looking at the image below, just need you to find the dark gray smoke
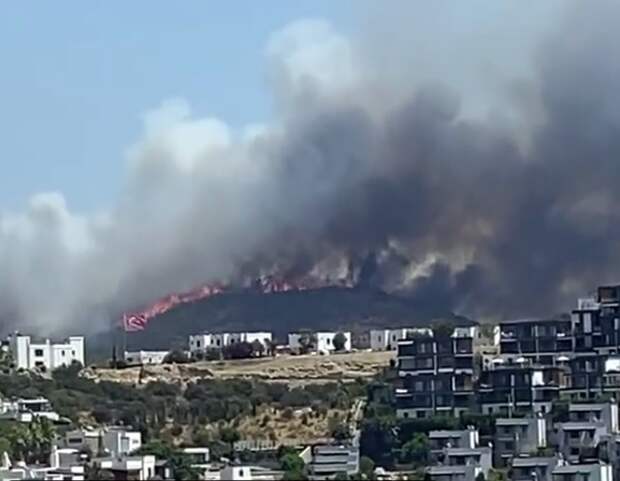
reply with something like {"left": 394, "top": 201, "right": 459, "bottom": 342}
{"left": 1, "top": 0, "right": 619, "bottom": 333}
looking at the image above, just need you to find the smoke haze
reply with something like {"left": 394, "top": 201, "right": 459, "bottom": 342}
{"left": 2, "top": 0, "right": 620, "bottom": 334}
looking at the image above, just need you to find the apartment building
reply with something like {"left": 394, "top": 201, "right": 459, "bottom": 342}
{"left": 499, "top": 318, "right": 572, "bottom": 365}
{"left": 429, "top": 427, "right": 478, "bottom": 462}
{"left": 396, "top": 326, "right": 477, "bottom": 418}
{"left": 9, "top": 334, "right": 84, "bottom": 371}
{"left": 494, "top": 415, "right": 547, "bottom": 467}
{"left": 511, "top": 456, "right": 557, "bottom": 481}
{"left": 551, "top": 462, "right": 613, "bottom": 481}
{"left": 478, "top": 362, "right": 565, "bottom": 415}
{"left": 427, "top": 446, "right": 493, "bottom": 481}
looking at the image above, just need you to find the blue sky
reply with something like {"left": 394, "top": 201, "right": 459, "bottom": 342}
{"left": 0, "top": 2, "right": 356, "bottom": 211}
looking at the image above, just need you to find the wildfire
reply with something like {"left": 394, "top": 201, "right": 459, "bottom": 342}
{"left": 121, "top": 275, "right": 354, "bottom": 332}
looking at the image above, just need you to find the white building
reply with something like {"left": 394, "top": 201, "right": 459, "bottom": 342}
{"left": 94, "top": 455, "right": 156, "bottom": 481}
{"left": 9, "top": 335, "right": 84, "bottom": 371}
{"left": 62, "top": 427, "right": 142, "bottom": 456}
{"left": 0, "top": 397, "right": 60, "bottom": 423}
{"left": 370, "top": 328, "right": 433, "bottom": 351}
{"left": 289, "top": 332, "right": 352, "bottom": 354}
{"left": 188, "top": 332, "right": 272, "bottom": 353}
{"left": 124, "top": 350, "right": 169, "bottom": 366}
{"left": 0, "top": 446, "right": 85, "bottom": 481}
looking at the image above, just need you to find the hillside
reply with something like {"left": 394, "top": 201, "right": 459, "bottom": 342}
{"left": 120, "top": 286, "right": 473, "bottom": 350}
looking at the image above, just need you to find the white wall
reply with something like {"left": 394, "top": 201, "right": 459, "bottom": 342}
{"left": 124, "top": 351, "right": 168, "bottom": 365}
{"left": 11, "top": 335, "right": 84, "bottom": 371}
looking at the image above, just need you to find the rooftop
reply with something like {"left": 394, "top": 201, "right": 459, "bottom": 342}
{"left": 429, "top": 430, "right": 470, "bottom": 439}
{"left": 496, "top": 418, "right": 532, "bottom": 426}
{"left": 512, "top": 457, "right": 556, "bottom": 468}
{"left": 552, "top": 463, "right": 605, "bottom": 474}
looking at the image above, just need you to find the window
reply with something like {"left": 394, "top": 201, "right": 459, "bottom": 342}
{"left": 327, "top": 338, "right": 331, "bottom": 345}
{"left": 216, "top": 339, "right": 221, "bottom": 346}
{"left": 239, "top": 469, "right": 245, "bottom": 477}
{"left": 416, "top": 411, "right": 426, "bottom": 418}
{"left": 403, "top": 411, "right": 409, "bottom": 418}
{"left": 34, "top": 349, "right": 44, "bottom": 357}
{"left": 61, "top": 350, "right": 65, "bottom": 356}
{"left": 196, "top": 341, "right": 201, "bottom": 348}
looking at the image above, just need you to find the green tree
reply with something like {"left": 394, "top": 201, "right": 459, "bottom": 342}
{"left": 401, "top": 433, "right": 429, "bottom": 466}
{"left": 333, "top": 332, "right": 347, "bottom": 352}
{"left": 334, "top": 473, "right": 350, "bottom": 481}
{"left": 359, "top": 456, "right": 375, "bottom": 479}
{"left": 251, "top": 340, "right": 265, "bottom": 357}
{"left": 280, "top": 453, "right": 304, "bottom": 472}
{"left": 298, "top": 331, "right": 317, "bottom": 354}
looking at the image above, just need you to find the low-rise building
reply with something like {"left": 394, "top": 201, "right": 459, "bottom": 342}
{"left": 300, "top": 443, "right": 359, "bottom": 480}
{"left": 180, "top": 447, "right": 210, "bottom": 479}
{"left": 557, "top": 422, "right": 609, "bottom": 463}
{"left": 123, "top": 350, "right": 169, "bottom": 366}
{"left": 93, "top": 455, "right": 157, "bottom": 481}
{"left": 429, "top": 427, "right": 478, "bottom": 462}
{"left": 288, "top": 332, "right": 352, "bottom": 354}
{"left": 510, "top": 456, "right": 557, "bottom": 481}
{"left": 189, "top": 332, "right": 273, "bottom": 354}
{"left": 551, "top": 462, "right": 613, "bottom": 481}
{"left": 62, "top": 427, "right": 142, "bottom": 457}
{"left": 494, "top": 415, "right": 547, "bottom": 466}
{"left": 8, "top": 334, "right": 84, "bottom": 371}
{"left": 568, "top": 402, "right": 619, "bottom": 432}
{"left": 370, "top": 328, "right": 432, "bottom": 351}
{"left": 427, "top": 446, "right": 492, "bottom": 481}
{"left": 0, "top": 397, "right": 60, "bottom": 422}
{"left": 0, "top": 445, "right": 85, "bottom": 481}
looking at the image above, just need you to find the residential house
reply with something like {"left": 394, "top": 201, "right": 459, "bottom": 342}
{"left": 62, "top": 427, "right": 142, "bottom": 457}
{"left": 370, "top": 328, "right": 432, "bottom": 351}
{"left": 300, "top": 443, "right": 359, "bottom": 480}
{"left": 93, "top": 455, "right": 157, "bottom": 481}
{"left": 288, "top": 332, "right": 352, "bottom": 355}
{"left": 8, "top": 334, "right": 84, "bottom": 371}
{"left": 123, "top": 350, "right": 169, "bottom": 366}
{"left": 189, "top": 332, "right": 273, "bottom": 354}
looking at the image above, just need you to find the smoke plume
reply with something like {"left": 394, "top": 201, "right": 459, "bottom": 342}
{"left": 2, "top": 0, "right": 620, "bottom": 334}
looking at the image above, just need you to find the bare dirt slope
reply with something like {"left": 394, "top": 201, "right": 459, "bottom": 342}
{"left": 84, "top": 350, "right": 394, "bottom": 386}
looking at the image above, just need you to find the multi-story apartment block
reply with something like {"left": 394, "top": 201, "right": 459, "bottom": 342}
{"left": 427, "top": 446, "right": 493, "bottom": 481}
{"left": 478, "top": 362, "right": 566, "bottom": 415}
{"left": 395, "top": 326, "right": 477, "bottom": 418}
{"left": 494, "top": 415, "right": 547, "bottom": 467}
{"left": 499, "top": 318, "right": 573, "bottom": 365}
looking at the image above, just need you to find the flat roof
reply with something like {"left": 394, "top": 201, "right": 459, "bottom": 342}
{"left": 500, "top": 318, "right": 566, "bottom": 325}
{"left": 429, "top": 430, "right": 469, "bottom": 438}
{"left": 512, "top": 457, "right": 556, "bottom": 467}
{"left": 569, "top": 403, "right": 607, "bottom": 411}
{"left": 428, "top": 466, "right": 467, "bottom": 475}
{"left": 559, "top": 422, "right": 603, "bottom": 430}
{"left": 553, "top": 464, "right": 602, "bottom": 474}
{"left": 496, "top": 418, "right": 531, "bottom": 426}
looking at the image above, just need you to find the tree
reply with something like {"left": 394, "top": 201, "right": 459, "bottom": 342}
{"left": 163, "top": 350, "right": 189, "bottom": 364}
{"left": 359, "top": 456, "right": 375, "bottom": 479}
{"left": 401, "top": 433, "right": 429, "bottom": 466}
{"left": 333, "top": 332, "right": 347, "bottom": 352}
{"left": 298, "top": 331, "right": 317, "bottom": 354}
{"left": 222, "top": 341, "right": 254, "bottom": 360}
{"left": 334, "top": 473, "right": 350, "bottom": 481}
{"left": 251, "top": 340, "right": 265, "bottom": 357}
{"left": 430, "top": 319, "right": 455, "bottom": 338}
{"left": 280, "top": 453, "right": 305, "bottom": 473}
{"left": 331, "top": 422, "right": 352, "bottom": 442}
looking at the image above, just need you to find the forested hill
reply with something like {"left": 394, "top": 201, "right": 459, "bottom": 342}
{"left": 121, "top": 286, "right": 475, "bottom": 350}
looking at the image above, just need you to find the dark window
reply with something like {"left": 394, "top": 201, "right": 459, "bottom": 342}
{"left": 34, "top": 349, "right": 44, "bottom": 357}
{"left": 61, "top": 350, "right": 65, "bottom": 356}
{"left": 196, "top": 341, "right": 201, "bottom": 348}
{"left": 416, "top": 411, "right": 426, "bottom": 418}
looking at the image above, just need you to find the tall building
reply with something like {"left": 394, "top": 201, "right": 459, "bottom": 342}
{"left": 395, "top": 326, "right": 477, "bottom": 418}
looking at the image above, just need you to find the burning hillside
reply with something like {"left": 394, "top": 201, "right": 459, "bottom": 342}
{"left": 122, "top": 275, "right": 355, "bottom": 332}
